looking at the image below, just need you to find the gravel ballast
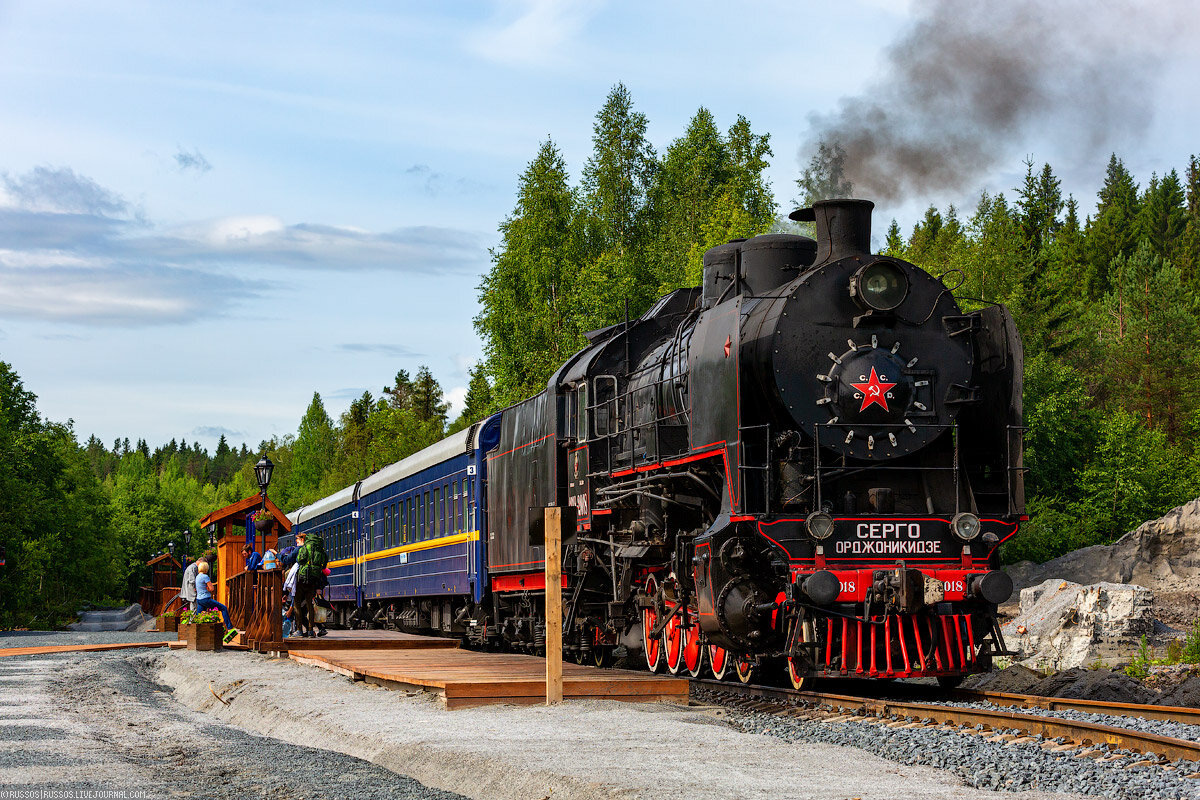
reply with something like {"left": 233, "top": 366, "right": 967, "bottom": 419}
{"left": 153, "top": 648, "right": 1090, "bottom": 800}
{"left": 720, "top": 704, "right": 1200, "bottom": 800}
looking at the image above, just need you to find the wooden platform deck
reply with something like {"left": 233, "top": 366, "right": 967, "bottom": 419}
{"left": 291, "top": 645, "right": 690, "bottom": 709}
{"left": 283, "top": 629, "right": 461, "bottom": 651}
{"left": 0, "top": 641, "right": 173, "bottom": 657}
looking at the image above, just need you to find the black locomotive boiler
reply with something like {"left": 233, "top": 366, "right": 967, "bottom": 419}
{"left": 477, "top": 198, "right": 1023, "bottom": 686}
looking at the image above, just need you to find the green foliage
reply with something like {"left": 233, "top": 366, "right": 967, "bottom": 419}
{"left": 1125, "top": 635, "right": 1153, "bottom": 680}
{"left": 449, "top": 362, "right": 496, "bottom": 433}
{"left": 475, "top": 138, "right": 587, "bottom": 406}
{"left": 0, "top": 362, "right": 120, "bottom": 627}
{"left": 476, "top": 87, "right": 777, "bottom": 403}
{"left": 877, "top": 152, "right": 1200, "bottom": 567}
{"left": 1184, "top": 620, "right": 1200, "bottom": 663}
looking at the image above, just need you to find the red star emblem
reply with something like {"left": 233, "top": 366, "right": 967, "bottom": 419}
{"left": 850, "top": 367, "right": 897, "bottom": 413}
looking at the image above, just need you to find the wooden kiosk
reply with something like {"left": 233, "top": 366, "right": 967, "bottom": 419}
{"left": 198, "top": 494, "right": 291, "bottom": 650}
{"left": 198, "top": 494, "right": 291, "bottom": 607}
{"left": 139, "top": 553, "right": 182, "bottom": 617}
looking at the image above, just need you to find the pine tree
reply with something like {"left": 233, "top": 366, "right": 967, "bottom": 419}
{"left": 449, "top": 362, "right": 496, "bottom": 433}
{"left": 883, "top": 220, "right": 904, "bottom": 256}
{"left": 382, "top": 370, "right": 413, "bottom": 410}
{"left": 795, "top": 139, "right": 853, "bottom": 206}
{"left": 1085, "top": 154, "right": 1140, "bottom": 299}
{"left": 1015, "top": 160, "right": 1062, "bottom": 260}
{"left": 410, "top": 366, "right": 448, "bottom": 428}
{"left": 1101, "top": 243, "right": 1200, "bottom": 441}
{"left": 1181, "top": 155, "right": 1200, "bottom": 285}
{"left": 1138, "top": 169, "right": 1187, "bottom": 263}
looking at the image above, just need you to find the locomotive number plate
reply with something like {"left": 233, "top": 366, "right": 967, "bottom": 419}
{"left": 830, "top": 518, "right": 946, "bottom": 556}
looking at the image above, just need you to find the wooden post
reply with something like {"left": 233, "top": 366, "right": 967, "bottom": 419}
{"left": 544, "top": 506, "right": 563, "bottom": 705}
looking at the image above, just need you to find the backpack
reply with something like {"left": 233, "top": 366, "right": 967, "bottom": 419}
{"left": 298, "top": 535, "right": 328, "bottom": 584}
{"left": 278, "top": 545, "right": 299, "bottom": 569}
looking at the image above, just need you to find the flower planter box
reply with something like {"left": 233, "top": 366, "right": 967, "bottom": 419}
{"left": 159, "top": 615, "right": 178, "bottom": 632}
{"left": 186, "top": 622, "right": 224, "bottom": 651}
{"left": 178, "top": 622, "right": 191, "bottom": 642}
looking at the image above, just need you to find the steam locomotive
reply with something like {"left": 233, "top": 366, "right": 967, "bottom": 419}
{"left": 286, "top": 198, "right": 1023, "bottom": 687}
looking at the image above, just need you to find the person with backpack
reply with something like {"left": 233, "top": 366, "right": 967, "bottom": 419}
{"left": 295, "top": 531, "right": 327, "bottom": 638}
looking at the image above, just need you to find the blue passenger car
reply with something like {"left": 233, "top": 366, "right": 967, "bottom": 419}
{"left": 285, "top": 414, "right": 501, "bottom": 631}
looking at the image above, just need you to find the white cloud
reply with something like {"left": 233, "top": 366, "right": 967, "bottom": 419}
{"left": 0, "top": 165, "right": 490, "bottom": 326}
{"left": 445, "top": 385, "right": 468, "bottom": 418}
{"left": 466, "top": 0, "right": 601, "bottom": 67}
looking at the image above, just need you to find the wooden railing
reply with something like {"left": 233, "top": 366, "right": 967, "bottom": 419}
{"left": 225, "top": 570, "right": 283, "bottom": 651}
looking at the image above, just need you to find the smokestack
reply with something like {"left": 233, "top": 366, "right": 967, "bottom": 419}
{"left": 789, "top": 199, "right": 874, "bottom": 264}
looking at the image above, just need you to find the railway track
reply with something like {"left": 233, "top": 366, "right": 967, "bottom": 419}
{"left": 691, "top": 678, "right": 1200, "bottom": 768}
{"left": 951, "top": 687, "right": 1200, "bottom": 727}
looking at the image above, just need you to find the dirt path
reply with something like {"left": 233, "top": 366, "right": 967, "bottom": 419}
{"left": 0, "top": 652, "right": 466, "bottom": 800}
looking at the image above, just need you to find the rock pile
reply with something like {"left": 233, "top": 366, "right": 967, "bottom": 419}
{"left": 1003, "top": 579, "right": 1156, "bottom": 671}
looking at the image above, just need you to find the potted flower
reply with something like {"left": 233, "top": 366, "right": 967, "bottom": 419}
{"left": 185, "top": 608, "right": 224, "bottom": 651}
{"left": 159, "top": 609, "right": 178, "bottom": 632}
{"left": 252, "top": 508, "right": 274, "bottom": 532}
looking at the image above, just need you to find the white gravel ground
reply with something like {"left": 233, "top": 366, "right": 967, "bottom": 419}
{"left": 156, "top": 649, "right": 1096, "bottom": 800}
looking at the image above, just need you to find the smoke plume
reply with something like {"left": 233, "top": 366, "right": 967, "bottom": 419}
{"left": 802, "top": 1, "right": 1196, "bottom": 203}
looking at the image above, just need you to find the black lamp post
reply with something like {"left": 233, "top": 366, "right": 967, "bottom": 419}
{"left": 254, "top": 456, "right": 274, "bottom": 555}
{"left": 181, "top": 527, "right": 191, "bottom": 582}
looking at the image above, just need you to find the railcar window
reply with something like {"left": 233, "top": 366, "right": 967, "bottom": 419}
{"left": 459, "top": 479, "right": 466, "bottom": 530}
{"left": 408, "top": 499, "right": 415, "bottom": 543}
{"left": 401, "top": 499, "right": 409, "bottom": 544}
{"left": 419, "top": 493, "right": 426, "bottom": 541}
{"left": 385, "top": 506, "right": 392, "bottom": 548}
{"left": 367, "top": 511, "right": 375, "bottom": 551}
{"left": 467, "top": 478, "right": 475, "bottom": 530}
{"left": 425, "top": 491, "right": 433, "bottom": 540}
{"left": 433, "top": 488, "right": 441, "bottom": 537}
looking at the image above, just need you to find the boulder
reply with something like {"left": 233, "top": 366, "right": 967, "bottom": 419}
{"left": 1006, "top": 498, "right": 1200, "bottom": 595}
{"left": 1003, "top": 579, "right": 1156, "bottom": 671}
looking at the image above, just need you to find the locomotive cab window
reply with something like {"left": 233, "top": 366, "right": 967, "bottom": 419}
{"left": 576, "top": 384, "right": 588, "bottom": 442}
{"left": 592, "top": 375, "right": 617, "bottom": 437}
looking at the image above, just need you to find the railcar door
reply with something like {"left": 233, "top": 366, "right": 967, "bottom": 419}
{"left": 351, "top": 481, "right": 366, "bottom": 607}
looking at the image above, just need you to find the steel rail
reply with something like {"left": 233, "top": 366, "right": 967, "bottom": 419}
{"left": 951, "top": 688, "right": 1200, "bottom": 727}
{"left": 691, "top": 679, "right": 1200, "bottom": 764}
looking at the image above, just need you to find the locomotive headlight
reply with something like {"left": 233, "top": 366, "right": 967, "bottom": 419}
{"left": 852, "top": 260, "right": 909, "bottom": 311}
{"left": 950, "top": 512, "right": 981, "bottom": 541}
{"left": 805, "top": 511, "right": 835, "bottom": 540}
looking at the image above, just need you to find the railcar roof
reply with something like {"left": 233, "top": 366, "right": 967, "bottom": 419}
{"left": 289, "top": 426, "right": 477, "bottom": 524}
{"left": 358, "top": 425, "right": 475, "bottom": 497}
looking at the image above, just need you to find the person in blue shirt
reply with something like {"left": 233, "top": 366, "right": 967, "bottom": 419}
{"left": 243, "top": 543, "right": 263, "bottom": 572}
{"left": 195, "top": 561, "right": 238, "bottom": 643}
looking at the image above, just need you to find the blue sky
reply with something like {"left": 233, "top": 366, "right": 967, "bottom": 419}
{"left": 1, "top": 1, "right": 1196, "bottom": 453}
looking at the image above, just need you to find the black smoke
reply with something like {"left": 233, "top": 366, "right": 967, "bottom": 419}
{"left": 802, "top": 1, "right": 1195, "bottom": 203}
